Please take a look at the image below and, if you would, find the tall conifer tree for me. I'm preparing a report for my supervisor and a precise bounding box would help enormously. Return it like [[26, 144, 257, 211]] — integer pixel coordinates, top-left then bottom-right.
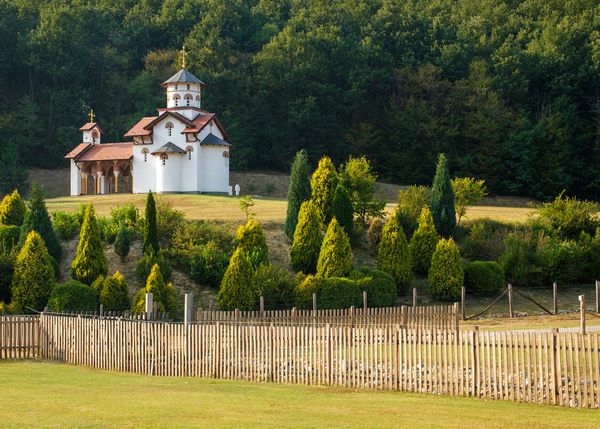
[[143, 191, 159, 255], [284, 149, 312, 241], [290, 200, 322, 273], [409, 207, 439, 275], [430, 154, 456, 236], [71, 204, 108, 285], [376, 211, 412, 290], [217, 247, 256, 310], [310, 156, 338, 225], [332, 184, 353, 239], [0, 190, 26, 226], [316, 218, 353, 278]]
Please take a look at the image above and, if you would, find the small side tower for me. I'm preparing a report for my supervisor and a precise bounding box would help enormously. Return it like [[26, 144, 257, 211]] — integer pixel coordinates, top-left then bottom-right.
[[79, 110, 102, 144], [162, 46, 206, 119]]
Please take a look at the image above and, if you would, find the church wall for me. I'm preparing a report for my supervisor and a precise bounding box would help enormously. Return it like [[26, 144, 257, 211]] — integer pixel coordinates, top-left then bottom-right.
[[200, 145, 229, 193], [180, 142, 198, 192], [132, 145, 156, 193], [70, 160, 81, 196], [156, 154, 183, 193]]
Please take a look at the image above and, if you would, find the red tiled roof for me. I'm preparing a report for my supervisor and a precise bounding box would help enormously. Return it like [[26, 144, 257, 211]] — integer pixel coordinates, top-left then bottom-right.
[[183, 113, 215, 133], [75, 143, 133, 162], [79, 122, 102, 132], [124, 117, 157, 137], [142, 111, 194, 130], [64, 143, 92, 159]]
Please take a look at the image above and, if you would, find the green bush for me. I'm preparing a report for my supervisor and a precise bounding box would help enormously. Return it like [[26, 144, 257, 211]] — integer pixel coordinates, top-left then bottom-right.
[[0, 249, 15, 304], [217, 247, 257, 310], [461, 218, 515, 261], [131, 264, 177, 316], [319, 277, 361, 309], [463, 261, 505, 296], [290, 200, 322, 274], [366, 218, 385, 256], [169, 220, 234, 266], [499, 233, 542, 286], [317, 218, 353, 278], [339, 155, 385, 223], [136, 250, 172, 282], [190, 241, 229, 287], [294, 275, 324, 309], [0, 190, 26, 226], [0, 225, 20, 252], [113, 223, 131, 262], [376, 211, 412, 290], [395, 208, 418, 240], [236, 218, 269, 268], [428, 238, 463, 301], [409, 207, 438, 275], [98, 272, 130, 311], [310, 156, 338, 224], [580, 230, 600, 281], [156, 198, 185, 245], [350, 268, 396, 307], [254, 263, 295, 309], [11, 231, 56, 311], [332, 184, 354, 239], [47, 280, 98, 312], [537, 238, 583, 284], [51, 211, 80, 240], [111, 204, 140, 231], [71, 204, 108, 286], [535, 192, 598, 239], [398, 185, 430, 220], [284, 149, 312, 241]]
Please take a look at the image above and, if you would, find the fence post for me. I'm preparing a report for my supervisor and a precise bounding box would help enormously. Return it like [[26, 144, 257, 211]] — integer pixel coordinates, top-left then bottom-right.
[[461, 287, 466, 321], [350, 306, 355, 329], [553, 282, 558, 315], [292, 307, 297, 324], [184, 293, 193, 326], [326, 323, 332, 385], [401, 305, 407, 329], [550, 328, 558, 405], [235, 308, 240, 323], [363, 291, 368, 312], [507, 284, 514, 318], [99, 304, 104, 318], [595, 280, 599, 313], [412, 288, 417, 307], [471, 326, 479, 397], [312, 293, 317, 311], [153, 302, 158, 320], [260, 295, 265, 316], [145, 293, 153, 320], [579, 295, 586, 335], [453, 302, 460, 332]]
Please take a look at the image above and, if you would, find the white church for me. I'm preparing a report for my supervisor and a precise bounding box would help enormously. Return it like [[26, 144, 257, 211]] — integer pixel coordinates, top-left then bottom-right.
[[65, 65, 231, 195]]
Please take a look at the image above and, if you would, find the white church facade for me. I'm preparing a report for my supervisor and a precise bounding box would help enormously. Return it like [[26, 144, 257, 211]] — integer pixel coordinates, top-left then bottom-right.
[[65, 68, 231, 195]]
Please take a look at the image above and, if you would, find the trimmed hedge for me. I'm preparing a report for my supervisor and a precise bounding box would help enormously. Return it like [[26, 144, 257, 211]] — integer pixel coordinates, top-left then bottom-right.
[[351, 268, 396, 308], [47, 280, 98, 312], [319, 277, 361, 309], [294, 275, 323, 310], [97, 272, 130, 311], [254, 263, 295, 310], [463, 261, 505, 296]]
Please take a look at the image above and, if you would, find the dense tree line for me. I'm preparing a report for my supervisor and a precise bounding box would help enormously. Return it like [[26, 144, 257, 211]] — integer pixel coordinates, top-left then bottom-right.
[[0, 0, 598, 199]]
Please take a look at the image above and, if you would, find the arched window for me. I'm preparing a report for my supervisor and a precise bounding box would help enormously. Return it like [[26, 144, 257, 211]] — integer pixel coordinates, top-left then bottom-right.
[[142, 148, 149, 162], [91, 129, 99, 142], [184, 94, 193, 107], [160, 154, 168, 166], [173, 94, 180, 107], [186, 146, 193, 160], [165, 122, 174, 137], [195, 95, 200, 101], [222, 151, 230, 158], [187, 84, 190, 90]]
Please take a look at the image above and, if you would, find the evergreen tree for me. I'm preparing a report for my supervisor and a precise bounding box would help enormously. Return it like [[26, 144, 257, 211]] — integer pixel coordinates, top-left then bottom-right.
[[142, 191, 159, 255], [332, 184, 353, 239], [284, 149, 312, 241], [290, 200, 322, 274], [11, 231, 56, 311], [113, 223, 130, 262], [217, 247, 256, 310], [98, 271, 130, 311], [19, 182, 62, 262], [236, 218, 269, 268], [428, 238, 463, 301], [0, 143, 27, 196], [409, 207, 439, 275], [430, 154, 456, 236], [131, 264, 177, 316], [71, 204, 108, 285], [376, 211, 412, 290], [316, 218, 353, 278], [0, 190, 26, 226], [310, 156, 338, 225]]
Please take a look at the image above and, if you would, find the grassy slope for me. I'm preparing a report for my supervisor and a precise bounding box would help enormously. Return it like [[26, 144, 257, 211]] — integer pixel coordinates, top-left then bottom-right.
[[2, 360, 598, 429]]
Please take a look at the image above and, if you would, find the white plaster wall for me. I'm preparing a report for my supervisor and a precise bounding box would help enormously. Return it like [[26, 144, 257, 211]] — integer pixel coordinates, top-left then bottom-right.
[[179, 142, 198, 192], [198, 120, 224, 141], [166, 83, 201, 112], [132, 145, 156, 193], [200, 146, 229, 193], [70, 160, 81, 196], [156, 154, 183, 193], [153, 116, 186, 146]]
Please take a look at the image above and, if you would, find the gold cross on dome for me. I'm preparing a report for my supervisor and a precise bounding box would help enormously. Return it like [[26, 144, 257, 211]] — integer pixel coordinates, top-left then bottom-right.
[[89, 109, 95, 123], [180, 45, 187, 69]]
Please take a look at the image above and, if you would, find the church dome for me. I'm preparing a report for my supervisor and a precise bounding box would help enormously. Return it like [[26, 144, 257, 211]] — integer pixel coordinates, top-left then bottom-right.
[[162, 69, 206, 87]]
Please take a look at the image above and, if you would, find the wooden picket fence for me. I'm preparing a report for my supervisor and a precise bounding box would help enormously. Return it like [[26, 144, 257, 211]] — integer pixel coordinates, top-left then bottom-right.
[[13, 314, 596, 408], [0, 316, 40, 358], [196, 304, 460, 330]]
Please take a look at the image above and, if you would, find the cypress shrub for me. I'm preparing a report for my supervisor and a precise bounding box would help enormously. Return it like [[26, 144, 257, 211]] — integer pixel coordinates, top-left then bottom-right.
[[316, 218, 353, 278], [0, 225, 20, 252], [310, 156, 338, 224], [19, 182, 62, 262], [290, 200, 322, 273], [464, 261, 505, 296], [396, 207, 418, 240], [0, 249, 15, 304], [136, 249, 172, 282], [190, 241, 229, 287], [71, 204, 108, 286], [47, 280, 97, 312], [294, 275, 323, 309], [409, 207, 439, 275], [236, 218, 269, 268], [350, 268, 396, 307], [254, 263, 295, 309], [0, 190, 26, 226], [113, 223, 131, 262], [131, 264, 177, 316], [98, 271, 130, 311], [217, 247, 257, 310], [428, 238, 463, 301], [319, 277, 361, 309], [284, 149, 312, 241], [376, 212, 412, 290], [11, 231, 56, 311], [332, 184, 353, 239], [430, 153, 456, 236], [142, 191, 159, 255]]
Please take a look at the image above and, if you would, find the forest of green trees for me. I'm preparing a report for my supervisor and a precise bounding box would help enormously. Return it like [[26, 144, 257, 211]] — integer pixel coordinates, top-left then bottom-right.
[[0, 0, 598, 200]]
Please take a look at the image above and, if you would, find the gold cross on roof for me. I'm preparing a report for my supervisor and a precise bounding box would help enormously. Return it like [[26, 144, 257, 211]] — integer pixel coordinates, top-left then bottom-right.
[[180, 45, 187, 69], [89, 109, 95, 123]]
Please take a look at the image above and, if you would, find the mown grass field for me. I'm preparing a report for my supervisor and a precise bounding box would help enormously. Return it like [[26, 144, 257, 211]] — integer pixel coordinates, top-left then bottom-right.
[[1, 360, 598, 429]]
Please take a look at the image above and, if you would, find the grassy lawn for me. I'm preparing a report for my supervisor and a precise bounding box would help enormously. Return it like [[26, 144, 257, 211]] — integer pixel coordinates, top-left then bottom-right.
[[1, 360, 598, 429]]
